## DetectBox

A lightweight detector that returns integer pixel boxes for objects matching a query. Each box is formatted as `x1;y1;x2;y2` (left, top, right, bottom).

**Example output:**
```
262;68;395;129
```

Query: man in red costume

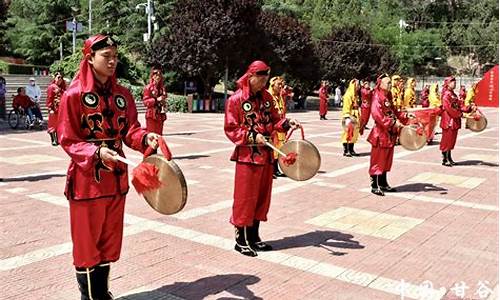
368;74;409;196
58;34;160;299
224;60;300;257
359;79;372;135
143;67;167;135
46;72;66;146
439;76;474;166
12;87;36;124
319;80;329;120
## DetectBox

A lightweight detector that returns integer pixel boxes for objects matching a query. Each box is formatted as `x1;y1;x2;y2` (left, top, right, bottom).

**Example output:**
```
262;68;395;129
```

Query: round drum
466;114;488;132
278;139;321;181
399;124;427;151
142;154;188;215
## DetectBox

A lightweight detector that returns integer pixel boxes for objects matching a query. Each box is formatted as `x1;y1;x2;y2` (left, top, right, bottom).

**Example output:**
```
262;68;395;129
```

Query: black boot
370;175;384;196
379;172;397;192
95;263;114;300
447;151;456;165
343;143;351;157
442;152;452;167
348;143;359;156
76;265;114;300
234;226;257;257
250;220;273;251
49;132;59;146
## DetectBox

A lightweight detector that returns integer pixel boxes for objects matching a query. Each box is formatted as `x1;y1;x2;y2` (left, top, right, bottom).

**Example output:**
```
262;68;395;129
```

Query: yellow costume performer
429;83;441;108
403;78;416;108
391;75;404;110
341;79;361;156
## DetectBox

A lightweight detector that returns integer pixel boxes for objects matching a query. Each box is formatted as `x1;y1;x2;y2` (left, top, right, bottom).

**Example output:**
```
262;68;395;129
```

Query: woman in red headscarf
319;81;329;120
143;67;167;135
439;76;475;166
57;34;161;299
368;74;409;196
46;72;66;146
359;79;372;136
224;60;300;257
420;85;430;108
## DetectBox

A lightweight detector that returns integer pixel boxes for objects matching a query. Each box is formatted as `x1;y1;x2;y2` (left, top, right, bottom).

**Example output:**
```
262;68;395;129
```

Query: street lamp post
136;1;153;41
89;0;92;34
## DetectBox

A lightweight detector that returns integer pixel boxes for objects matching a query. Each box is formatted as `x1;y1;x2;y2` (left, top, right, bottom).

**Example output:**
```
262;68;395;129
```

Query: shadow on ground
395;183;448;193
455;160;499;168
0;173;66;182
116;274;262;300
267;230;364;256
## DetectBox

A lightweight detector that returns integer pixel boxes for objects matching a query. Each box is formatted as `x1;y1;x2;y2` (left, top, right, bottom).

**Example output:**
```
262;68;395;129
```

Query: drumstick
114;155;138;167
264;141;288;157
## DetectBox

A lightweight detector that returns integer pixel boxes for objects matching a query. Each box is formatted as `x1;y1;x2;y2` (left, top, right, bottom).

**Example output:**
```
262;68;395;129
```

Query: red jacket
319;86;328;102
367;88;408;148
361;87;372;109
58;79;148;201
143;83;167;121
224;89;290;165
12;94;35;109
440;88;471;130
46;83;65;112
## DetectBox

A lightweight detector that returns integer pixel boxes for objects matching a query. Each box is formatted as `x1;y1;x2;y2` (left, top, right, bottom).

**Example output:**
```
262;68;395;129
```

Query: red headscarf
442;76;455;98
148;67;165;92
236;60;270;99
51;72;67;91
72;34;118;93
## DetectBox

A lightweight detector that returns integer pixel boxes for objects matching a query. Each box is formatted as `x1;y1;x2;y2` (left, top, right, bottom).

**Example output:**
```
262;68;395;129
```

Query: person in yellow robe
463;83;478;126
403;78;416;108
341;79;361;157
391;75;404;110
268;76;286;177
429;83;441;108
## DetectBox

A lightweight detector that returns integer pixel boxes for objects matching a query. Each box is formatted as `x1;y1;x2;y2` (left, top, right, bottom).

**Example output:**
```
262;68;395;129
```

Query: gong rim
399;125;427;151
466;116;487;132
142;155;188;215
278;140;321;181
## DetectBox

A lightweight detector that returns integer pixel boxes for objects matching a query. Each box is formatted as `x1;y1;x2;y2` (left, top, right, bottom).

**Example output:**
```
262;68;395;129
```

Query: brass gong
142;154;188;215
399;124;427;151
278;139;321;181
466;113;488;132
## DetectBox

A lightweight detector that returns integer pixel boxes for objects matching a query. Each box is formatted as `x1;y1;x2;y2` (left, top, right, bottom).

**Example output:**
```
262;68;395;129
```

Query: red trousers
440;128;458;151
369;146;394;175
231;161;274;227
69;196;126;268
146;118;164;135
360;107;370;129
319;99;328;116
47;111;58;133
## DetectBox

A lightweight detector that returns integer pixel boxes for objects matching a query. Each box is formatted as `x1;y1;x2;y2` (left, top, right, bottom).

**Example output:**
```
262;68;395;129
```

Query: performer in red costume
224;60;300;257
439;76;475;166
458;85;467;106
319;80;329;120
58;34;161;299
420;85;430;107
367;74;409;196
142;67;167;135
359;79;372;135
46;72;66;146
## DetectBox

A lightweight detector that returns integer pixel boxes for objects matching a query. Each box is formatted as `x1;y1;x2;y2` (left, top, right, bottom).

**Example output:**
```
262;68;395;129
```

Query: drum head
278;140;321;181
399;125;427;151
466;115;487;132
142;155;188;215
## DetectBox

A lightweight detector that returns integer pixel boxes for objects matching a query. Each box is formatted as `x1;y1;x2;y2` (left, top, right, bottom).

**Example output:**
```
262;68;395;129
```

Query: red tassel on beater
281;152;297;166
132;162;162;194
116;138;173;195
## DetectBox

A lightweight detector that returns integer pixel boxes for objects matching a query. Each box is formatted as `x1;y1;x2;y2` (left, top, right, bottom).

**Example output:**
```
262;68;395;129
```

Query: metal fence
414;76;482;91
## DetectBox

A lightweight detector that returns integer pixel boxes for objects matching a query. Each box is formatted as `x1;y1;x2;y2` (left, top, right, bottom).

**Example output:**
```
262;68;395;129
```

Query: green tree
0;0;9;55
6;0;77;65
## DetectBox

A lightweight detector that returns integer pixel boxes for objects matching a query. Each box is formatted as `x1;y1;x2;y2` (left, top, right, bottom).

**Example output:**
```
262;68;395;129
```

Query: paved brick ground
0;108;498;300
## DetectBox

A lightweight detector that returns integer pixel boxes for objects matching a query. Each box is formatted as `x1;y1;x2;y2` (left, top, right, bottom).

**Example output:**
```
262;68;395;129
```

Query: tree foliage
315;26;397;83
147;0;263;96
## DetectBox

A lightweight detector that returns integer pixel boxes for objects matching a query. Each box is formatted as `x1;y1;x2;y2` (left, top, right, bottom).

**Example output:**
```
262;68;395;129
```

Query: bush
0;60;8;73
49;52;82;79
118;79;143;103
168;94;187;112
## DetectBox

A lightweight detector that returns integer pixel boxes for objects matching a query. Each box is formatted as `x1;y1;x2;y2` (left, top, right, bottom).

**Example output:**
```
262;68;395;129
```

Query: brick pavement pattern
0;108;498;300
